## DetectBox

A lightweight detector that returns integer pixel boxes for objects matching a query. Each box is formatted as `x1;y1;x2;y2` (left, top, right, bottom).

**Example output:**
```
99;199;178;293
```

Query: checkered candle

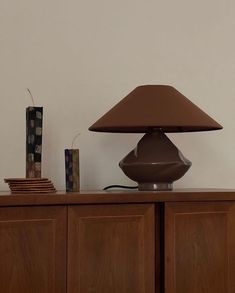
65;149;80;192
26;107;43;178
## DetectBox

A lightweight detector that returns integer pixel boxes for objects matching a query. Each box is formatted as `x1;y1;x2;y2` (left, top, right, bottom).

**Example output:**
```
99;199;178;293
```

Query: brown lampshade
89;85;222;133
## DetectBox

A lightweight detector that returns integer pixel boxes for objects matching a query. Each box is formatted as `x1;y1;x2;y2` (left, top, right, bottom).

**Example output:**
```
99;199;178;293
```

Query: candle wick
27;88;35;106
72;133;81;149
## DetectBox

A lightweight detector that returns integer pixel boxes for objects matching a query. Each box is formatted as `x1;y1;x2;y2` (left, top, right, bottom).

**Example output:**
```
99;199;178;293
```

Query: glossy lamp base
119;130;192;191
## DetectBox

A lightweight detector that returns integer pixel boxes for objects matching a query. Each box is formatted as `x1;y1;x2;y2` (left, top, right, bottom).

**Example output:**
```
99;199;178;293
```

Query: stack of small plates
4;178;57;194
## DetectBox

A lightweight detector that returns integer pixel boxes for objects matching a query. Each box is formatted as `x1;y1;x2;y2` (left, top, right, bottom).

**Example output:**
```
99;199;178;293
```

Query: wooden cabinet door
68;204;155;293
0;206;66;293
165;202;235;293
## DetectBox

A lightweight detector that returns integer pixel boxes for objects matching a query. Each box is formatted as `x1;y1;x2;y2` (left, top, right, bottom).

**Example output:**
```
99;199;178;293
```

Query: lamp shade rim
88;125;223;133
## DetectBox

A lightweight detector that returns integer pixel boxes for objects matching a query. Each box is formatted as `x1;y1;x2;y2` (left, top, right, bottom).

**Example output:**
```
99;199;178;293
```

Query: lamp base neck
138;182;173;191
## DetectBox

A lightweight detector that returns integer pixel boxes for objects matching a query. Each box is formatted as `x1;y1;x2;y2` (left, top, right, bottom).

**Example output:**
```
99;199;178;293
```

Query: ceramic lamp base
119;130;191;191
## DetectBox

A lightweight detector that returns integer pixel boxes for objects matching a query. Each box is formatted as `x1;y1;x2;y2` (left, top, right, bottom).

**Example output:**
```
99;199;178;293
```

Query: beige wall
0;0;234;191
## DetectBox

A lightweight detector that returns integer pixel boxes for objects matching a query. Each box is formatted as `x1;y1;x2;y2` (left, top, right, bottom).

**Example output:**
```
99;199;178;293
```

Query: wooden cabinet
68;204;155;293
1;190;235;293
0;206;67;293
0;202;156;293
165;202;235;293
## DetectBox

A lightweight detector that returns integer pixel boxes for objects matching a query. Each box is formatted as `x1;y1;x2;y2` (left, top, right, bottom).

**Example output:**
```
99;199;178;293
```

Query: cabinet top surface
0;189;235;207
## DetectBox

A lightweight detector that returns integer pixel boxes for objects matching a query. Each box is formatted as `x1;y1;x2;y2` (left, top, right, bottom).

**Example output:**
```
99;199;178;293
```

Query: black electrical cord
103;185;138;190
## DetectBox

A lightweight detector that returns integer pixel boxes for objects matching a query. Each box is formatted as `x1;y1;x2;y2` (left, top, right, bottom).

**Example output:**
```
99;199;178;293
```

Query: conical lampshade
89;85;222;133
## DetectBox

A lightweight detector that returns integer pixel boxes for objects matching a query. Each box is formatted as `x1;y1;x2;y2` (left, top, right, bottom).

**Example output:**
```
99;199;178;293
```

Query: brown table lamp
89;85;222;191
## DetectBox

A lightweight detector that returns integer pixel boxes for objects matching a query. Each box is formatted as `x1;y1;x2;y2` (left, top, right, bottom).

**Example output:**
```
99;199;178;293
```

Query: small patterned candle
26;106;43;178
65;149;80;192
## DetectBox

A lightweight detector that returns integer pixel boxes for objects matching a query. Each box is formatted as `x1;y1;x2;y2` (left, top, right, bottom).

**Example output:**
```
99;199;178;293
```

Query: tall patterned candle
26;90;43;178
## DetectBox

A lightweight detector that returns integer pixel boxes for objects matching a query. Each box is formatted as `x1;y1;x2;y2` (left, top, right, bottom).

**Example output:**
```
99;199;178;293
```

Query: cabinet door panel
165;202;235;293
0;206;66;293
68;204;155;293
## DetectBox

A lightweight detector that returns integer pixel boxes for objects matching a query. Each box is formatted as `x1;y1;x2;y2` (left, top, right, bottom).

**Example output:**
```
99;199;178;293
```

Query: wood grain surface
0;189;235;207
68;204;156;293
0;206;66;293
165;202;235;293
